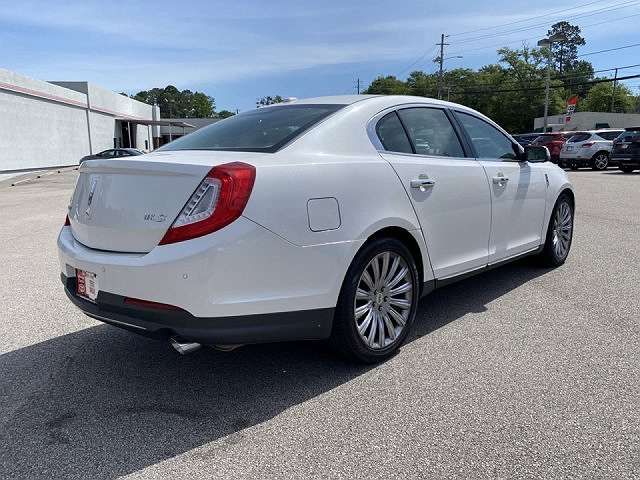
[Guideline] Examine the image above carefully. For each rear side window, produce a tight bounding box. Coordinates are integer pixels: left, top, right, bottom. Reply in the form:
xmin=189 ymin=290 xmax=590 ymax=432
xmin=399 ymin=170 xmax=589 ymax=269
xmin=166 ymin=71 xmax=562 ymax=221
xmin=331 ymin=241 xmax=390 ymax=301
xmin=376 ymin=112 xmax=413 ymax=153
xmin=397 ymin=108 xmax=465 ymax=157
xmin=568 ymin=133 xmax=591 ymax=143
xmin=456 ymin=112 xmax=517 ymax=160
xmin=159 ymin=104 xmax=345 ymax=153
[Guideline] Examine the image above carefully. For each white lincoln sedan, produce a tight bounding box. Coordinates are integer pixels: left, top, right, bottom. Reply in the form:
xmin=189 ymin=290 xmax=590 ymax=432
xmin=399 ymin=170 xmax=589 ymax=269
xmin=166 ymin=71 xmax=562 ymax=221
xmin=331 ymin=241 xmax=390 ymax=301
xmin=58 ymin=95 xmax=574 ymax=363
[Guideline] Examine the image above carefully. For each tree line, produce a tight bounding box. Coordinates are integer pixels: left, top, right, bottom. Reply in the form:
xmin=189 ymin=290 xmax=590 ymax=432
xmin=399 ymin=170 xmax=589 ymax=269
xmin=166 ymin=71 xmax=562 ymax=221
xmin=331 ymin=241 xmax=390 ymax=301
xmin=364 ymin=22 xmax=639 ymax=133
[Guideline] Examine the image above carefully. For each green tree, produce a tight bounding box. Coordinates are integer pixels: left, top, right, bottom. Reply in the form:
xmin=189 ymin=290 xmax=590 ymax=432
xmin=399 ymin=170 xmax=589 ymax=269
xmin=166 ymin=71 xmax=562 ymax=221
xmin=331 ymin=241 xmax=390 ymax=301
xmin=133 ymin=86 xmax=215 ymax=118
xmin=547 ymin=21 xmax=585 ymax=74
xmin=256 ymin=95 xmax=285 ymax=107
xmin=581 ymin=82 xmax=635 ymax=113
xmin=363 ymin=76 xmax=410 ymax=95
xmin=217 ymin=110 xmax=235 ymax=119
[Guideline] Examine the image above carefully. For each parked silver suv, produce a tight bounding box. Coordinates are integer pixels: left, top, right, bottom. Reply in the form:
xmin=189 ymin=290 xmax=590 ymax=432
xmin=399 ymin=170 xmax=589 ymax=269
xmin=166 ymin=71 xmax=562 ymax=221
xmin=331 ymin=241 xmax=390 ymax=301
xmin=559 ymin=129 xmax=624 ymax=170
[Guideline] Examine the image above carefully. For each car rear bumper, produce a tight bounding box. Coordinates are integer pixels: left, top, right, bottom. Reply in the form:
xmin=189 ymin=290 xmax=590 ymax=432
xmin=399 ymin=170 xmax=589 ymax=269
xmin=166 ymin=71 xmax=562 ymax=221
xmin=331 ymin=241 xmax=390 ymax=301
xmin=62 ymin=273 xmax=334 ymax=344
xmin=612 ymin=154 xmax=640 ymax=167
xmin=58 ymin=217 xmax=360 ymax=319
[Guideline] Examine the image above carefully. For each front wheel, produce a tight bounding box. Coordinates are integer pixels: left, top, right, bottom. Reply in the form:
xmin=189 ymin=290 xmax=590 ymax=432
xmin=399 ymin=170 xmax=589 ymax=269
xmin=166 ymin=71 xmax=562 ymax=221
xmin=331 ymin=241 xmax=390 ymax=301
xmin=591 ymin=152 xmax=609 ymax=170
xmin=538 ymin=194 xmax=574 ymax=267
xmin=331 ymin=238 xmax=420 ymax=363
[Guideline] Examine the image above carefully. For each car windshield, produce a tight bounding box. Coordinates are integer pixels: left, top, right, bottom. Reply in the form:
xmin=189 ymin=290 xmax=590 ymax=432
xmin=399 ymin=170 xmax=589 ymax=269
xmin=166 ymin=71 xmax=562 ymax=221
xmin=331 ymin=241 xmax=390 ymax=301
xmin=568 ymin=133 xmax=591 ymax=143
xmin=159 ymin=104 xmax=345 ymax=153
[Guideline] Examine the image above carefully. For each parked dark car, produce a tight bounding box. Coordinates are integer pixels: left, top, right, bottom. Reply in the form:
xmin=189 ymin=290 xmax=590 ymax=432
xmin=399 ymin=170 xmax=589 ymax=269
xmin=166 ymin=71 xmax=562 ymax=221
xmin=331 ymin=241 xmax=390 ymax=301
xmin=530 ymin=133 xmax=572 ymax=163
xmin=512 ymin=133 xmax=540 ymax=147
xmin=612 ymin=127 xmax=640 ymax=173
xmin=80 ymin=148 xmax=143 ymax=163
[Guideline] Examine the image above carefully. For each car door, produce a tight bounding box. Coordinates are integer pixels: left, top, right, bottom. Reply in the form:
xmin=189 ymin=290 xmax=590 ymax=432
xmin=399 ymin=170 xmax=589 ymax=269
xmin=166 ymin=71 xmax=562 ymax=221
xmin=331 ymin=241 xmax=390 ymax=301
xmin=375 ymin=107 xmax=491 ymax=279
xmin=454 ymin=111 xmax=547 ymax=263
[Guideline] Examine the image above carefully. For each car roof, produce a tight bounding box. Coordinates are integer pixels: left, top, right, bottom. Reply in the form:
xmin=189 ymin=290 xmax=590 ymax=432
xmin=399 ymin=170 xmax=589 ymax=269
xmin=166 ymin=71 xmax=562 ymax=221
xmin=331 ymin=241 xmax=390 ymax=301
xmin=286 ymin=94 xmax=480 ymax=112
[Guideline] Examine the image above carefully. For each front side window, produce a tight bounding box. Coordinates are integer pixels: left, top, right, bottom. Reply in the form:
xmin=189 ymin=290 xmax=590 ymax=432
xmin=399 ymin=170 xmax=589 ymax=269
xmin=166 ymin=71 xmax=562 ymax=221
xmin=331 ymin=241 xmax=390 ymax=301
xmin=375 ymin=112 xmax=413 ymax=154
xmin=397 ymin=108 xmax=465 ymax=157
xmin=457 ymin=112 xmax=517 ymax=160
xmin=159 ymin=104 xmax=345 ymax=153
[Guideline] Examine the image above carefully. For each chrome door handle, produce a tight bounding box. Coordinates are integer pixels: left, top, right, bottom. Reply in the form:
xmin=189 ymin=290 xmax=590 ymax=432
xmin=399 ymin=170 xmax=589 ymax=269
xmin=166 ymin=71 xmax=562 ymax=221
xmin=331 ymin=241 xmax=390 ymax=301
xmin=492 ymin=175 xmax=509 ymax=185
xmin=410 ymin=175 xmax=436 ymax=190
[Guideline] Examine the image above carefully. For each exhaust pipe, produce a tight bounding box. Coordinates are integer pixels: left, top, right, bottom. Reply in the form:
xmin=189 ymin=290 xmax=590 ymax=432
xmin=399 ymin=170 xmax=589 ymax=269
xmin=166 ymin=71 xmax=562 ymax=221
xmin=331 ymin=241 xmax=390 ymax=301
xmin=170 ymin=336 xmax=202 ymax=355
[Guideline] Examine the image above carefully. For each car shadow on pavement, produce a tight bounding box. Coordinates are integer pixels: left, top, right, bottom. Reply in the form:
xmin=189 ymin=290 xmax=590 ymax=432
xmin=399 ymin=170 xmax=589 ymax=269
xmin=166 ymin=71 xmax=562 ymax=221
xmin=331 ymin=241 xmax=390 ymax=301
xmin=0 ymin=260 xmax=549 ymax=479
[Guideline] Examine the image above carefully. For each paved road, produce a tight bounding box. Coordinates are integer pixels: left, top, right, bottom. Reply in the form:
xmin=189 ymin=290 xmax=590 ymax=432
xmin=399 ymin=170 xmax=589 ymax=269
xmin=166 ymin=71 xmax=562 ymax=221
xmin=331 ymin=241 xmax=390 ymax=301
xmin=0 ymin=169 xmax=638 ymax=479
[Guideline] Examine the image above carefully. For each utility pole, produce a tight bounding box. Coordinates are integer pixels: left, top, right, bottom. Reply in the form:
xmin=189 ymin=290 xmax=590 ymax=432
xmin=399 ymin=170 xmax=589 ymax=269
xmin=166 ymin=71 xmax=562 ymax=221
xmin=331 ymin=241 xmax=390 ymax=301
xmin=356 ymin=77 xmax=360 ymax=94
xmin=436 ymin=33 xmax=449 ymax=100
xmin=610 ymin=68 xmax=618 ymax=112
xmin=543 ymin=46 xmax=552 ymax=132
xmin=538 ymin=33 xmax=566 ymax=133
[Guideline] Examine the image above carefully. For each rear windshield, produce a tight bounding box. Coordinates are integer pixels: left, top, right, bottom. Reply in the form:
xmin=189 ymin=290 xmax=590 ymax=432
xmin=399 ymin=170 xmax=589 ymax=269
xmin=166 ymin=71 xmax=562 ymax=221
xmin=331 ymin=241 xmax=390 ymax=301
xmin=618 ymin=130 xmax=640 ymax=142
xmin=159 ymin=104 xmax=345 ymax=153
xmin=597 ymin=131 xmax=623 ymax=140
xmin=568 ymin=133 xmax=591 ymax=143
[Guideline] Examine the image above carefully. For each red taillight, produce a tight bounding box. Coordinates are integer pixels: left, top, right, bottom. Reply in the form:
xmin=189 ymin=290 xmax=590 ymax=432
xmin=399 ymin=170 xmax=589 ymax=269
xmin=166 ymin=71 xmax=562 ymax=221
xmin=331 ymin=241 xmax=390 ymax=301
xmin=159 ymin=162 xmax=256 ymax=245
xmin=581 ymin=142 xmax=594 ymax=148
xmin=64 ymin=215 xmax=70 ymax=226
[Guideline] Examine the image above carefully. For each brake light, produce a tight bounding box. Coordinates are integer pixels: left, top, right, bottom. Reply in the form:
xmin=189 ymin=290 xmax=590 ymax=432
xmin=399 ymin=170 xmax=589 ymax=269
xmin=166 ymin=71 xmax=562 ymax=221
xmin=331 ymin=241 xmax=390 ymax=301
xmin=159 ymin=162 xmax=256 ymax=245
xmin=64 ymin=215 xmax=70 ymax=226
xmin=581 ymin=142 xmax=594 ymax=148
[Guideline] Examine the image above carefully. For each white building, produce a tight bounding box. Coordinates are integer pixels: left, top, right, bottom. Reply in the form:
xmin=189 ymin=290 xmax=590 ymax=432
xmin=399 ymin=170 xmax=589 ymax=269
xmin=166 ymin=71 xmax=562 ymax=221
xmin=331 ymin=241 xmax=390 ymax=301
xmin=534 ymin=111 xmax=640 ymax=132
xmin=0 ymin=68 xmax=160 ymax=172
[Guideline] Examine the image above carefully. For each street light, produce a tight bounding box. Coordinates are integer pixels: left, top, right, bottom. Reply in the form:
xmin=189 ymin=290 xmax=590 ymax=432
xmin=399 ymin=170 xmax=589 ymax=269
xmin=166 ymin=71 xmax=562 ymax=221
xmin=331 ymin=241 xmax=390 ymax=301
xmin=538 ymin=33 xmax=566 ymax=132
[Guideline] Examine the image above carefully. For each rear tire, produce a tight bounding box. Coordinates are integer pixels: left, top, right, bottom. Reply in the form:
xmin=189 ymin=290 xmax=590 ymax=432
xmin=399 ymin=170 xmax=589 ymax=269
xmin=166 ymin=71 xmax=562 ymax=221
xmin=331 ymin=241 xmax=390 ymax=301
xmin=330 ymin=237 xmax=420 ymax=363
xmin=591 ymin=152 xmax=609 ymax=170
xmin=538 ymin=194 xmax=574 ymax=267
xmin=620 ymin=165 xmax=635 ymax=173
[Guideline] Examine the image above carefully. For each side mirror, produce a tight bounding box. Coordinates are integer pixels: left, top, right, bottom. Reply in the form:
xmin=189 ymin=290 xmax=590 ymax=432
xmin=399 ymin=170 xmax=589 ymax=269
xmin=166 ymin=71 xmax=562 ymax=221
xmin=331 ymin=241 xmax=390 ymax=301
xmin=524 ymin=145 xmax=550 ymax=163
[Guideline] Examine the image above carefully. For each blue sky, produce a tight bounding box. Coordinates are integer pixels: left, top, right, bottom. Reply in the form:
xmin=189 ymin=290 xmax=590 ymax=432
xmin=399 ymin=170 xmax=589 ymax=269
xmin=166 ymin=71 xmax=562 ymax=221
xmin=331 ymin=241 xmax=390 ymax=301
xmin=1 ymin=0 xmax=638 ymax=111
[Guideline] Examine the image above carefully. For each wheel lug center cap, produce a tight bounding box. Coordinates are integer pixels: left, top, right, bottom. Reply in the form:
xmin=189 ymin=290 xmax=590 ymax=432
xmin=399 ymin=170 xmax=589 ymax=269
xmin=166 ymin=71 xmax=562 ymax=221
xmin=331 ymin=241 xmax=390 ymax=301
xmin=375 ymin=292 xmax=385 ymax=305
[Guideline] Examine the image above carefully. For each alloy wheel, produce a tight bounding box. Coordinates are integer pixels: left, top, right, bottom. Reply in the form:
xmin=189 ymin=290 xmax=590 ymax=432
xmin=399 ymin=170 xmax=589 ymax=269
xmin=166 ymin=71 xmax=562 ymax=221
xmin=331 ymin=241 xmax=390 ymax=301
xmin=353 ymin=251 xmax=413 ymax=350
xmin=594 ymin=153 xmax=609 ymax=170
xmin=552 ymin=202 xmax=573 ymax=260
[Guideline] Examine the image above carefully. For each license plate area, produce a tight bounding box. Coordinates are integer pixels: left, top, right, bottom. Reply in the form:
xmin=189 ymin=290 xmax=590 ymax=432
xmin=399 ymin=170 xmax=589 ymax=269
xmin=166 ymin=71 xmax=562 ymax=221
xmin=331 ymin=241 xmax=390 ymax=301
xmin=76 ymin=268 xmax=99 ymax=302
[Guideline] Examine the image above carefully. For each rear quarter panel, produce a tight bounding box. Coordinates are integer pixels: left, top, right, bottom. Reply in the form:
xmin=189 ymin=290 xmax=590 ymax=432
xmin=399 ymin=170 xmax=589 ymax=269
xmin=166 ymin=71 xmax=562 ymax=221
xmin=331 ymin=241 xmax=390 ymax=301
xmin=241 ymin=152 xmax=433 ymax=282
xmin=243 ymin=153 xmax=422 ymax=246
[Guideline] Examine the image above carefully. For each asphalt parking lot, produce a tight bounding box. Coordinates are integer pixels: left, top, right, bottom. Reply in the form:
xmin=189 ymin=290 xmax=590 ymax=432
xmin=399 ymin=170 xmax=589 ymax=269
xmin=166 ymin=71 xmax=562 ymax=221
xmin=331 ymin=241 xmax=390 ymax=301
xmin=0 ymin=168 xmax=638 ymax=479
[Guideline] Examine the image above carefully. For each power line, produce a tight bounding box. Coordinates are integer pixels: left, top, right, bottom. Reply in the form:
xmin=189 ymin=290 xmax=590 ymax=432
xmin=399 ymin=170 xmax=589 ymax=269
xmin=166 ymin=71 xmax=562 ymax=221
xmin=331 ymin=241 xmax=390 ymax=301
xmin=451 ymin=0 xmax=640 ymax=46
xmin=450 ymin=73 xmax=640 ymax=95
xmin=578 ymin=42 xmax=640 ymax=57
xmin=449 ymin=0 xmax=605 ymax=37
xmin=396 ymin=46 xmax=438 ymax=77
xmin=447 ymin=11 xmax=640 ymax=57
xmin=446 ymin=64 xmax=640 ymax=91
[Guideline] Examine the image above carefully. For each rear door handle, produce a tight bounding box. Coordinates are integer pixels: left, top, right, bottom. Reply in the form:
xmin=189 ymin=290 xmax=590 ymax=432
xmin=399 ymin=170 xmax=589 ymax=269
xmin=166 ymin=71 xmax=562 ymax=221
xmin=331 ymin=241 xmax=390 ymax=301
xmin=410 ymin=174 xmax=436 ymax=190
xmin=492 ymin=174 xmax=509 ymax=185
xmin=410 ymin=179 xmax=436 ymax=190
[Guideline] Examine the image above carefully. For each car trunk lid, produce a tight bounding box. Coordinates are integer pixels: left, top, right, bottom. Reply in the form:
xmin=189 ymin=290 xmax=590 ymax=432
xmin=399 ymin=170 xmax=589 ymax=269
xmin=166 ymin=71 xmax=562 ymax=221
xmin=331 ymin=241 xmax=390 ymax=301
xmin=68 ymin=151 xmax=267 ymax=253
